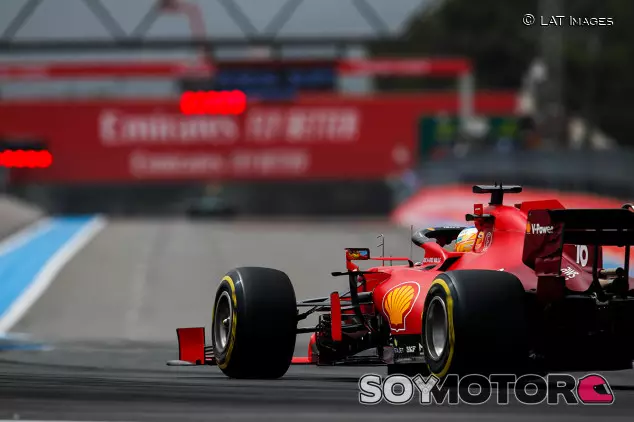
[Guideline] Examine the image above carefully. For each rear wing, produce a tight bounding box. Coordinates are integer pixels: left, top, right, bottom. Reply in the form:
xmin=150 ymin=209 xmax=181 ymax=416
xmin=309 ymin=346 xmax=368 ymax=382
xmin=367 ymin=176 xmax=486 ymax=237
xmin=523 ymin=207 xmax=634 ymax=298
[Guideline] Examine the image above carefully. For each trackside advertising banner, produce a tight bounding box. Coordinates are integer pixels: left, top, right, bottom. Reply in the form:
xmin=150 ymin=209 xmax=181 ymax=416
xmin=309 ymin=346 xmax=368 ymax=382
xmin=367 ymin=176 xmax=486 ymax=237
xmin=0 ymin=93 xmax=516 ymax=183
xmin=391 ymin=184 xmax=634 ymax=269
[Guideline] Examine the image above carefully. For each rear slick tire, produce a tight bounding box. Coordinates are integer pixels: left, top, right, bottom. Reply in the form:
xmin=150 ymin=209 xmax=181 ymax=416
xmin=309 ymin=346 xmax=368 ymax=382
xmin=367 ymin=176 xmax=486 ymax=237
xmin=212 ymin=267 xmax=297 ymax=379
xmin=421 ymin=270 xmax=529 ymax=379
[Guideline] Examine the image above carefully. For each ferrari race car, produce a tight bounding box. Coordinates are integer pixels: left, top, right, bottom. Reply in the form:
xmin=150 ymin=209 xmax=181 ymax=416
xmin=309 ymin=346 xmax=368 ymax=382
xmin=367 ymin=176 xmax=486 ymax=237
xmin=168 ymin=185 xmax=634 ymax=379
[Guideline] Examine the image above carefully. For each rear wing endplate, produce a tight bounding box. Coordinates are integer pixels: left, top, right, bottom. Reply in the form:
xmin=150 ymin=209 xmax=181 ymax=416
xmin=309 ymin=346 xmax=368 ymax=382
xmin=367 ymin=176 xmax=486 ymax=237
xmin=523 ymin=208 xmax=634 ymax=281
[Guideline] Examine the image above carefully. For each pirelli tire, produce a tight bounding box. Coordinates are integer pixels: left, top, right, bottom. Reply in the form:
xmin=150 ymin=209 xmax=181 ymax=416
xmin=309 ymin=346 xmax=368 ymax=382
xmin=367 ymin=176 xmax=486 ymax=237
xmin=212 ymin=267 xmax=297 ymax=379
xmin=421 ymin=270 xmax=529 ymax=379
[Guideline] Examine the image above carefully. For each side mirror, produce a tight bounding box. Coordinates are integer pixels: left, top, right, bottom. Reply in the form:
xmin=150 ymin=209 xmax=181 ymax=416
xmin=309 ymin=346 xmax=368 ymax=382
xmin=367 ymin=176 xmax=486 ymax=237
xmin=345 ymin=248 xmax=371 ymax=261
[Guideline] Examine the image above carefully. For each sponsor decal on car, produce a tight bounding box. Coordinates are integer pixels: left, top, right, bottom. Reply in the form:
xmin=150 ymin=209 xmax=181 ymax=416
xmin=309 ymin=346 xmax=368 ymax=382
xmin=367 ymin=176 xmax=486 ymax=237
xmin=392 ymin=336 xmax=424 ymax=356
xmin=561 ymin=266 xmax=579 ymax=280
xmin=382 ymin=282 xmax=421 ymax=332
xmin=394 ymin=345 xmax=418 ymax=354
xmin=526 ymin=223 xmax=554 ymax=234
xmin=484 ymin=231 xmax=493 ymax=248
xmin=422 ymin=257 xmax=442 ymax=264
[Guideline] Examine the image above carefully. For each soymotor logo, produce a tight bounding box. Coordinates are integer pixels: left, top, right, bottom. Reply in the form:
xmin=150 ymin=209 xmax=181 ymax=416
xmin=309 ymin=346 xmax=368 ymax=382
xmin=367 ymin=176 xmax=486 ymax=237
xmin=359 ymin=373 xmax=614 ymax=405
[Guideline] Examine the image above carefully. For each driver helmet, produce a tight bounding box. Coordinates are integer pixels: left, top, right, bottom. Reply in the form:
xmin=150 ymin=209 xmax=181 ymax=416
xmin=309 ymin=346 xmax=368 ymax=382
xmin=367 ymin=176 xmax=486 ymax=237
xmin=455 ymin=227 xmax=479 ymax=252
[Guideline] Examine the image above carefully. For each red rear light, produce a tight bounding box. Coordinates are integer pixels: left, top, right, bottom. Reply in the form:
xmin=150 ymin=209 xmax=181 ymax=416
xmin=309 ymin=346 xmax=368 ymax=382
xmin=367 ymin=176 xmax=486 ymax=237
xmin=0 ymin=150 xmax=52 ymax=168
xmin=180 ymin=90 xmax=247 ymax=115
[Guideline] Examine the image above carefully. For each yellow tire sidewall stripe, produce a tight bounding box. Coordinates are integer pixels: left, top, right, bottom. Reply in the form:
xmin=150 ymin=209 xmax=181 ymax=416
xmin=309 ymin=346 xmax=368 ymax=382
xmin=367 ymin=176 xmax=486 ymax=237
xmin=428 ymin=278 xmax=456 ymax=378
xmin=218 ymin=275 xmax=238 ymax=370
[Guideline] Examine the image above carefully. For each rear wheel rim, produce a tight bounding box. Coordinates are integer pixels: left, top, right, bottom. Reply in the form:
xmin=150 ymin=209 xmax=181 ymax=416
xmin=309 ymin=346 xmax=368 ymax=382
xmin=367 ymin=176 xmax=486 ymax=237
xmin=425 ymin=296 xmax=448 ymax=361
xmin=213 ymin=291 xmax=233 ymax=354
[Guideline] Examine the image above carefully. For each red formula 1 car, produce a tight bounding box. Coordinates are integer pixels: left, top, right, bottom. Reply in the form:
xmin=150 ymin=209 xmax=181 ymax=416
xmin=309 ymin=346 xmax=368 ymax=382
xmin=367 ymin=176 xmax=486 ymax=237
xmin=168 ymin=185 xmax=634 ymax=379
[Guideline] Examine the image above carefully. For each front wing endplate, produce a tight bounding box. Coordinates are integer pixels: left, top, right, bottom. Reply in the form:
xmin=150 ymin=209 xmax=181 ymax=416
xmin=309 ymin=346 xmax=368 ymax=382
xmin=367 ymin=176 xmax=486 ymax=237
xmin=166 ymin=327 xmax=316 ymax=366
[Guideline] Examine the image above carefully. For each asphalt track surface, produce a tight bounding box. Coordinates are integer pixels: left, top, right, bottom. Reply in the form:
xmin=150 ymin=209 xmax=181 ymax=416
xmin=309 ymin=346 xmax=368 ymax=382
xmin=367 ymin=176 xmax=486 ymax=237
xmin=2 ymin=218 xmax=634 ymax=421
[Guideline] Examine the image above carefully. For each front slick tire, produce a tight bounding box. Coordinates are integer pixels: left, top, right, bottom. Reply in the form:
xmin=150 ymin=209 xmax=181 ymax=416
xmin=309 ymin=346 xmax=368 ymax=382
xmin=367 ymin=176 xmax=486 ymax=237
xmin=212 ymin=267 xmax=297 ymax=379
xmin=422 ymin=270 xmax=529 ymax=380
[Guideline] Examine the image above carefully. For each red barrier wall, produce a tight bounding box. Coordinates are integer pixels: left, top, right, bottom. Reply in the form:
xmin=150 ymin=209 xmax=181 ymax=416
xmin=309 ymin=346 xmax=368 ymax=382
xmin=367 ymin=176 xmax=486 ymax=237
xmin=0 ymin=93 xmax=517 ymax=183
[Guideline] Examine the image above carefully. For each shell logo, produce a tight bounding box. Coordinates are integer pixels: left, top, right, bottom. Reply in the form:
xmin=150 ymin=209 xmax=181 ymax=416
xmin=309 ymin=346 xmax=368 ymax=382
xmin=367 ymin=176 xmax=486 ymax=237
xmin=382 ymin=281 xmax=421 ymax=332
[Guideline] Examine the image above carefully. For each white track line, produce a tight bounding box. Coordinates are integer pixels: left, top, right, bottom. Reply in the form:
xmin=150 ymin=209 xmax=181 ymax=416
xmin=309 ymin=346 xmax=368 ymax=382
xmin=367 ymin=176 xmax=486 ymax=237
xmin=0 ymin=215 xmax=107 ymax=333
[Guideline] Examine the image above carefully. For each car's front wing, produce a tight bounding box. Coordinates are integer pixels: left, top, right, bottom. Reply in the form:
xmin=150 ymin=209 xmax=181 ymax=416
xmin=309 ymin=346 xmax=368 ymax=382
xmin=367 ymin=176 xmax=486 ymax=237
xmin=165 ymin=327 xmax=389 ymax=367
